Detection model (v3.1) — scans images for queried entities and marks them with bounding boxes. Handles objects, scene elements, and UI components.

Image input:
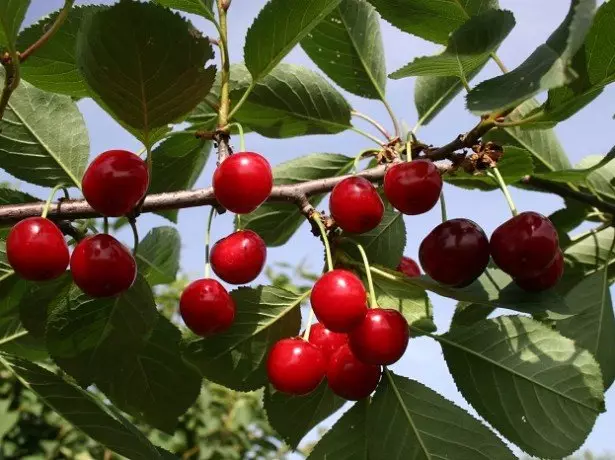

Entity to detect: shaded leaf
[153,0,215,22]
[0,316,46,361]
[450,301,494,329]
[577,154,615,202]
[0,0,29,53]
[136,227,181,286]
[414,75,468,127]
[565,225,614,270]
[532,145,615,186]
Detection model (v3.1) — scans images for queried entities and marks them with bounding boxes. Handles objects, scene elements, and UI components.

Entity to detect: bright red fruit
[397,256,421,278]
[82,149,149,217]
[210,230,266,284]
[349,309,409,365]
[490,211,559,278]
[327,344,382,400]
[213,152,273,214]
[179,279,236,336]
[267,338,326,395]
[310,269,368,332]
[329,177,384,233]
[419,218,490,287]
[307,322,348,363]
[70,234,136,297]
[7,217,69,281]
[384,160,442,215]
[515,250,564,292]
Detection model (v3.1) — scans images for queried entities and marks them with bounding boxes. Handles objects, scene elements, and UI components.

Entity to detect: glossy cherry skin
[515,250,564,292]
[384,160,443,215]
[6,217,69,281]
[329,177,384,234]
[310,269,368,332]
[490,211,559,278]
[210,230,266,284]
[327,344,382,400]
[307,322,349,363]
[397,256,421,278]
[179,279,236,336]
[213,152,273,214]
[349,309,409,365]
[419,218,490,287]
[267,338,326,395]
[82,150,149,217]
[70,234,136,297]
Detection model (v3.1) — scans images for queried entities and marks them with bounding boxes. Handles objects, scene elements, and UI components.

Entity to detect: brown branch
[0,54,20,120]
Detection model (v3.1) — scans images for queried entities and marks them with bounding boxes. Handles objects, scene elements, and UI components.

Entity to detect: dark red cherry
[329,177,384,233]
[383,160,442,215]
[82,149,149,217]
[310,269,368,332]
[213,152,273,214]
[70,234,136,297]
[515,250,564,292]
[307,322,348,363]
[419,218,490,287]
[6,217,69,281]
[397,256,421,278]
[327,344,382,400]
[490,211,559,278]
[267,338,326,395]
[179,278,236,336]
[349,309,409,365]
[210,230,266,284]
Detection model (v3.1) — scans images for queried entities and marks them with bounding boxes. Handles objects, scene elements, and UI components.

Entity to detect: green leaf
[301,0,386,100]
[244,0,343,81]
[441,316,604,458]
[450,301,494,329]
[0,0,29,53]
[565,225,614,269]
[153,0,215,22]
[577,154,615,202]
[46,275,159,385]
[241,153,353,246]
[466,0,597,113]
[19,274,73,338]
[391,10,514,81]
[0,187,38,205]
[183,286,305,391]
[308,399,368,459]
[136,227,181,286]
[0,353,165,460]
[414,75,467,126]
[77,1,216,145]
[531,145,615,186]
[264,381,345,448]
[0,77,89,188]
[0,316,46,361]
[368,371,515,460]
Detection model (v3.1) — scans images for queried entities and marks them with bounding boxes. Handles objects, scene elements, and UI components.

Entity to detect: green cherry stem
[128,217,139,256]
[439,190,448,223]
[302,307,316,341]
[311,212,334,272]
[226,122,246,151]
[205,207,217,279]
[103,217,109,235]
[41,183,66,219]
[355,243,378,308]
[488,167,518,217]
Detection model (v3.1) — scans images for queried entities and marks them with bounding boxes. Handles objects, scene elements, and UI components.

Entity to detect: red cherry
[383,160,442,215]
[6,217,69,281]
[267,338,326,395]
[310,269,368,332]
[213,152,273,214]
[349,309,409,365]
[70,234,136,297]
[307,322,348,363]
[210,230,266,284]
[490,211,559,278]
[329,177,384,233]
[419,218,490,287]
[515,250,564,292]
[327,344,382,400]
[179,279,236,336]
[397,256,421,277]
[82,150,149,217]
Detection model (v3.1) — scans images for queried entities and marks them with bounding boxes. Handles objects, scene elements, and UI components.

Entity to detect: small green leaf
[136,227,181,286]
[153,0,215,22]
[0,0,30,53]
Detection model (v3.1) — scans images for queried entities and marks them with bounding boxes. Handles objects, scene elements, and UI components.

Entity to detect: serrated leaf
[0,187,38,205]
[368,371,515,460]
[136,227,180,285]
[441,316,604,458]
[244,0,342,81]
[532,145,615,186]
[301,0,386,100]
[0,0,29,53]
[450,301,494,329]
[153,0,215,22]
[183,286,305,391]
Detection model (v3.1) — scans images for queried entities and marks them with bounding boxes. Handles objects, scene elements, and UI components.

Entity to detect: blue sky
[10,0,615,456]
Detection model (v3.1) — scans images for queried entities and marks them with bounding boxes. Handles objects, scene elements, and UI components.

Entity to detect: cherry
[397,256,421,278]
[327,344,382,400]
[383,160,442,215]
[82,149,149,217]
[210,230,266,284]
[307,322,348,363]
[6,217,69,281]
[179,279,236,336]
[515,250,564,292]
[267,337,326,395]
[490,211,559,278]
[419,218,490,287]
[310,269,368,332]
[213,152,273,214]
[349,309,409,365]
[70,234,136,297]
[329,177,384,233]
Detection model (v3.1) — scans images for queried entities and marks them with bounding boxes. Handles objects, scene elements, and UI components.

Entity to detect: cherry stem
[439,190,448,222]
[489,167,518,216]
[351,110,391,139]
[226,122,245,151]
[311,212,333,272]
[205,207,217,278]
[128,217,139,256]
[355,243,378,308]
[302,307,315,341]
[350,126,386,147]
[103,217,109,234]
[41,184,66,219]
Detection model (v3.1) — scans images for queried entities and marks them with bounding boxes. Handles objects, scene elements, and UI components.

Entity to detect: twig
[351,110,391,140]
